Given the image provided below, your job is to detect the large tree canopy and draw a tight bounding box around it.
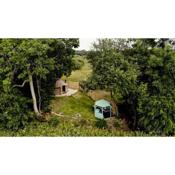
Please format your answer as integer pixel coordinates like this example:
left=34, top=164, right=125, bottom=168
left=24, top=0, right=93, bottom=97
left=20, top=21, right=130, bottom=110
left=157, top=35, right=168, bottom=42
left=131, top=39, right=175, bottom=134
left=0, top=38, right=79, bottom=129
left=83, top=38, right=175, bottom=135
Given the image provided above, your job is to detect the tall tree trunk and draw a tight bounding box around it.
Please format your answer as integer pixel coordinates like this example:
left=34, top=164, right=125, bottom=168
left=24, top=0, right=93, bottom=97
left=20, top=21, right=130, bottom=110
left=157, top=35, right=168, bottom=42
left=29, top=74, right=40, bottom=117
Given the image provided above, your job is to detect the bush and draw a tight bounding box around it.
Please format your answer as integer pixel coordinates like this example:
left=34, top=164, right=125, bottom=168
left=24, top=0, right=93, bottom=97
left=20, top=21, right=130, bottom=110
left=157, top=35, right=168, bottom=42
left=49, top=116, right=60, bottom=127
left=72, top=56, right=85, bottom=70
left=95, top=119, right=107, bottom=129
left=137, top=85, right=175, bottom=135
left=0, top=91, right=33, bottom=130
left=114, top=119, right=122, bottom=129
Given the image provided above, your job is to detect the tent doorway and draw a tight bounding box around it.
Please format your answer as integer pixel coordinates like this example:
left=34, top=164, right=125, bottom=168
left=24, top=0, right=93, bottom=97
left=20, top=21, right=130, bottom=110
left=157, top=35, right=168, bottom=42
left=62, top=85, right=66, bottom=92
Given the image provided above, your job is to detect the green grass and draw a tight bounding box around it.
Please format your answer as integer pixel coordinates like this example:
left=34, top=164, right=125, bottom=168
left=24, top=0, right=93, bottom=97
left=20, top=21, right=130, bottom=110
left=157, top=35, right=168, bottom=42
left=52, top=92, right=95, bottom=120
left=0, top=91, right=158, bottom=136
left=0, top=120, right=155, bottom=136
left=66, top=55, right=92, bottom=82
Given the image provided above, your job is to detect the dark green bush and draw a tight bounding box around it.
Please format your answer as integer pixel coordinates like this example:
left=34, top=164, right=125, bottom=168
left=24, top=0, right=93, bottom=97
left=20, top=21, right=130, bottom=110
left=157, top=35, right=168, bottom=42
left=0, top=91, right=33, bottom=130
left=95, top=119, right=107, bottom=129
left=114, top=119, right=122, bottom=129
left=72, top=56, right=84, bottom=70
left=49, top=116, right=60, bottom=127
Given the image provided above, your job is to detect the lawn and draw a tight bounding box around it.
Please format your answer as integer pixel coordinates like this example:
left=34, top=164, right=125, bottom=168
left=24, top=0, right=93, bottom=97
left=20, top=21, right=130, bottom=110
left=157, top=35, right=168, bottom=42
left=66, top=55, right=92, bottom=82
left=52, top=91, right=95, bottom=120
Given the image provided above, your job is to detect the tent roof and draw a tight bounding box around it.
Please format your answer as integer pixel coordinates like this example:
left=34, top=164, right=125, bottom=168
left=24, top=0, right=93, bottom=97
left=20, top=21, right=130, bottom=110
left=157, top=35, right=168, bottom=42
left=95, top=99, right=111, bottom=108
left=56, top=79, right=67, bottom=87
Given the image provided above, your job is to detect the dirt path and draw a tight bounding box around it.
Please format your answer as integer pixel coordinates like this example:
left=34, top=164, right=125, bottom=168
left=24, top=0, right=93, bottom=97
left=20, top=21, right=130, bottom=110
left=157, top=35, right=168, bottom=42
left=55, top=88, right=78, bottom=97
left=68, top=81, right=79, bottom=90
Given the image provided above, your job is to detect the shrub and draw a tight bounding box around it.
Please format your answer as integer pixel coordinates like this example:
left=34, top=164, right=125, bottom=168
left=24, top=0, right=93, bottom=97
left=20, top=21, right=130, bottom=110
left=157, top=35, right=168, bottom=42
left=114, top=119, right=122, bottom=129
left=95, top=119, right=107, bottom=129
left=49, top=116, right=60, bottom=127
left=0, top=91, right=33, bottom=130
left=72, top=56, right=85, bottom=70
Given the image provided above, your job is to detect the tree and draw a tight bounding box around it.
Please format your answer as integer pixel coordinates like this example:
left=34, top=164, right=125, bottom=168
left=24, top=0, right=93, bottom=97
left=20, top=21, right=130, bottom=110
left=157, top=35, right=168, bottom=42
left=84, top=38, right=175, bottom=135
left=0, top=39, right=54, bottom=116
left=84, top=39, right=138, bottom=102
left=0, top=39, right=79, bottom=129
left=0, top=89, right=33, bottom=130
left=133, top=42, right=175, bottom=134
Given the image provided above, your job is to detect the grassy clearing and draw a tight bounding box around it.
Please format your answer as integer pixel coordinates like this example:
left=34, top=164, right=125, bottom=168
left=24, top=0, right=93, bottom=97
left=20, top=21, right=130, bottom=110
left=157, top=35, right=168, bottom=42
left=66, top=56, right=111, bottom=101
left=0, top=91, right=154, bottom=136
left=66, top=55, right=92, bottom=82
left=52, top=92, right=95, bottom=120
left=0, top=91, right=156, bottom=136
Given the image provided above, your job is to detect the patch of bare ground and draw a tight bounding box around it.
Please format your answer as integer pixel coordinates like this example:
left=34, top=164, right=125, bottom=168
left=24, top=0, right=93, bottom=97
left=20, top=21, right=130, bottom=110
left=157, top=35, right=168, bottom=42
left=68, top=81, right=79, bottom=90
left=88, top=90, right=110, bottom=100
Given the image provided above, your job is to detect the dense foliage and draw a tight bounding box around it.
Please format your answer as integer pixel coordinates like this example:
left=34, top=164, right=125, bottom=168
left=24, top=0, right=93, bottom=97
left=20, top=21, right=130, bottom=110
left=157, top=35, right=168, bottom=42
left=84, top=38, right=175, bottom=135
left=0, top=90, right=33, bottom=130
left=1, top=38, right=175, bottom=136
left=72, top=55, right=85, bottom=70
left=0, top=39, right=79, bottom=130
left=0, top=118, right=157, bottom=136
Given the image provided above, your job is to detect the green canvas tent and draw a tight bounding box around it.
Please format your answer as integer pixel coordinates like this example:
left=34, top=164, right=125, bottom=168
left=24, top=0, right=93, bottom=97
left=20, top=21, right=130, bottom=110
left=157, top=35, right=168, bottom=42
left=94, top=99, right=112, bottom=119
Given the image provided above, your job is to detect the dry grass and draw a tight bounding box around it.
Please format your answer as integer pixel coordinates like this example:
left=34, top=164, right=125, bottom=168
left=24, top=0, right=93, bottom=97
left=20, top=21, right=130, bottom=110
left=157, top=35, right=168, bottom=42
left=87, top=90, right=111, bottom=101
left=68, top=81, right=79, bottom=90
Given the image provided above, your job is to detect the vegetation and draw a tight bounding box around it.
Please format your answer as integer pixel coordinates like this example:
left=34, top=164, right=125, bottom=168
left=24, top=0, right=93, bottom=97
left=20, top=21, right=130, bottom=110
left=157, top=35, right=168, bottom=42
left=95, top=119, right=107, bottom=129
left=66, top=55, right=92, bottom=82
left=84, top=39, right=175, bottom=135
left=0, top=90, right=154, bottom=136
left=0, top=39, right=79, bottom=129
left=52, top=92, right=95, bottom=120
left=72, top=55, right=85, bottom=70
left=0, top=90, right=33, bottom=130
left=0, top=119, right=157, bottom=136
left=0, top=38, right=175, bottom=136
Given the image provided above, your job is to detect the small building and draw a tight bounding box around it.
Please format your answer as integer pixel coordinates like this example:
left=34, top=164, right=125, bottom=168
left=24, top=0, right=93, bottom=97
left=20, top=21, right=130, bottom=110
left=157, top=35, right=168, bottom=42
left=55, top=79, right=68, bottom=96
left=94, top=99, right=112, bottom=119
